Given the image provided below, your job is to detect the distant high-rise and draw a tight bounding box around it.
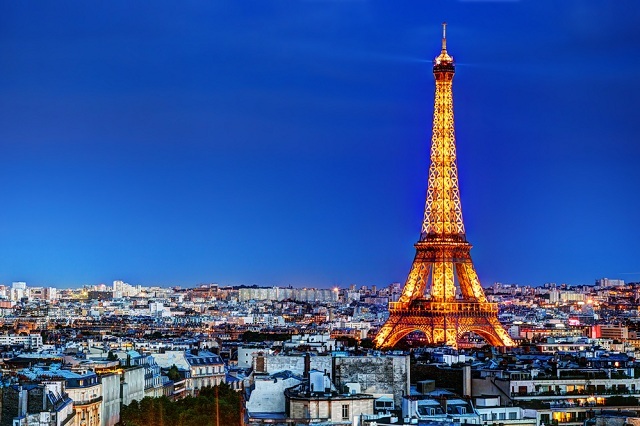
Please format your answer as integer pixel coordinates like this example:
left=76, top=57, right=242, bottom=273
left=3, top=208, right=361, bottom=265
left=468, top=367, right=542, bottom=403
left=595, top=278, right=624, bottom=288
left=11, top=281, right=27, bottom=302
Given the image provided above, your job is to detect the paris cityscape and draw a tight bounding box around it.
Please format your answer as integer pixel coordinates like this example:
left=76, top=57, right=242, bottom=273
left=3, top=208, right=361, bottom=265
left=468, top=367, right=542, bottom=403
left=1, top=2, right=640, bottom=426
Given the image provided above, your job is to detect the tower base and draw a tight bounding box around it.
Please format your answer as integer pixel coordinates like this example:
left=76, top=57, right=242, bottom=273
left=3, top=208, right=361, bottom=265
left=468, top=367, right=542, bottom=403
left=375, top=300, right=514, bottom=349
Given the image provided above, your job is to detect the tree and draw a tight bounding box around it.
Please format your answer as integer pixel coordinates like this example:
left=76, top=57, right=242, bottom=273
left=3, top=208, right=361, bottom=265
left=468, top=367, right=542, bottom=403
left=167, top=364, right=181, bottom=382
left=359, top=338, right=374, bottom=349
left=118, top=384, right=242, bottom=426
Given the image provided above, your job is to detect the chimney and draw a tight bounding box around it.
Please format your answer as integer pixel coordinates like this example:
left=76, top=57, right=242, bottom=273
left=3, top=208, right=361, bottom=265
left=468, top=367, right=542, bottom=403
left=463, top=364, right=472, bottom=397
left=304, top=353, right=311, bottom=379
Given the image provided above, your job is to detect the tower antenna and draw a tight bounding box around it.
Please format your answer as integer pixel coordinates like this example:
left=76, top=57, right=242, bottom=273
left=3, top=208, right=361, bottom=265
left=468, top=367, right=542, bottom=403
left=442, top=22, right=447, bottom=51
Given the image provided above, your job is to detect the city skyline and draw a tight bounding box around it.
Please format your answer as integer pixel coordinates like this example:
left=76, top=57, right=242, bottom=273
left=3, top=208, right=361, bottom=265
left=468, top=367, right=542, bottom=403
left=1, top=1, right=639, bottom=288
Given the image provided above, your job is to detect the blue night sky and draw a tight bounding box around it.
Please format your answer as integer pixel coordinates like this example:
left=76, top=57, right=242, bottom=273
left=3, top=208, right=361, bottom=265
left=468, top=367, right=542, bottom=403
left=1, top=1, right=639, bottom=288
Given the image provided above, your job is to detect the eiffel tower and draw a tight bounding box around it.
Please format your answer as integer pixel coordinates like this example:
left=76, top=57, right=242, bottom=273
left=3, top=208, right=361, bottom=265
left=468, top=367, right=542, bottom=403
left=374, top=24, right=515, bottom=349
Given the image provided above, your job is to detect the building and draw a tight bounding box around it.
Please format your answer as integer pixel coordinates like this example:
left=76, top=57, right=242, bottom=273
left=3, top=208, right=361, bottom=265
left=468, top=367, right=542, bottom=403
left=402, top=391, right=482, bottom=425
left=251, top=352, right=331, bottom=377
left=596, top=278, right=624, bottom=288
left=0, top=334, right=44, bottom=350
left=61, top=370, right=103, bottom=426
left=17, top=367, right=102, bottom=426
left=99, top=373, right=121, bottom=426
left=473, top=367, right=640, bottom=408
left=473, top=395, right=536, bottom=426
left=153, top=350, right=225, bottom=395
left=284, top=370, right=374, bottom=425
left=246, top=370, right=303, bottom=422
left=332, top=354, right=410, bottom=408
left=592, top=325, right=629, bottom=340
left=121, top=367, right=145, bottom=407
left=0, top=382, right=74, bottom=426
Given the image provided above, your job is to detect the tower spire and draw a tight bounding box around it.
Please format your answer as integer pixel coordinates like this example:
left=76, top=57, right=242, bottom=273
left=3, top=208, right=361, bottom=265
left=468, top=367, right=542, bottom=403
left=435, top=22, right=453, bottom=66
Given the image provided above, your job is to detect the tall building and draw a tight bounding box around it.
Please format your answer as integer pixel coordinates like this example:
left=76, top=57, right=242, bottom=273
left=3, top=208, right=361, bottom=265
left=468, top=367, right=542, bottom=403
left=374, top=24, right=514, bottom=349
left=11, top=281, right=27, bottom=302
left=596, top=278, right=624, bottom=288
left=113, top=280, right=136, bottom=298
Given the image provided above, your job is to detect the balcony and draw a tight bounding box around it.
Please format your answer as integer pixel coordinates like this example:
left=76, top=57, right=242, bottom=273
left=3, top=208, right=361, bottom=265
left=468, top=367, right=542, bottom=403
left=511, top=389, right=639, bottom=398
left=388, top=300, right=498, bottom=316
left=73, top=396, right=103, bottom=407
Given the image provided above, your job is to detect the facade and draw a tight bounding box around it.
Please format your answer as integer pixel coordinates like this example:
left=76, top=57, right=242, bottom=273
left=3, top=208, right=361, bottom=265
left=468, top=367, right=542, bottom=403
left=15, top=368, right=101, bottom=426
left=252, top=352, right=331, bottom=377
left=474, top=395, right=536, bottom=426
left=153, top=350, right=225, bottom=395
left=238, top=287, right=338, bottom=303
left=287, top=393, right=373, bottom=425
left=98, top=373, right=120, bottom=426
left=474, top=367, right=640, bottom=398
left=121, top=367, right=145, bottom=407
left=142, top=355, right=163, bottom=398
left=237, top=347, right=272, bottom=370
left=246, top=371, right=303, bottom=415
left=596, top=278, right=624, bottom=288
left=185, top=350, right=225, bottom=393
left=285, top=371, right=374, bottom=425
left=332, top=355, right=410, bottom=408
left=402, top=393, right=481, bottom=424
left=0, top=334, right=43, bottom=350
left=595, top=325, right=629, bottom=340
left=63, top=371, right=102, bottom=426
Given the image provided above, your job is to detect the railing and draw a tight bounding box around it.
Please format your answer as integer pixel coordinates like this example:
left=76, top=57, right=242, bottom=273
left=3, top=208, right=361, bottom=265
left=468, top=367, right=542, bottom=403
left=512, top=389, right=639, bottom=398
left=536, top=374, right=613, bottom=380
left=73, top=396, right=103, bottom=406
left=549, top=402, right=596, bottom=408
left=389, top=300, right=498, bottom=315
left=191, top=371, right=224, bottom=378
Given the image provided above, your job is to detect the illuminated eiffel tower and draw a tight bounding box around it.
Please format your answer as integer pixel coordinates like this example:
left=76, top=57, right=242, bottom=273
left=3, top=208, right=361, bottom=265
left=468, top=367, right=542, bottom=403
left=374, top=24, right=515, bottom=349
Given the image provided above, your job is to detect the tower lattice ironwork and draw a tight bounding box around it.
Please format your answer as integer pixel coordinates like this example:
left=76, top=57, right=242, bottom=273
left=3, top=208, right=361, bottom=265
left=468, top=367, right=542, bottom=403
left=374, top=24, right=515, bottom=349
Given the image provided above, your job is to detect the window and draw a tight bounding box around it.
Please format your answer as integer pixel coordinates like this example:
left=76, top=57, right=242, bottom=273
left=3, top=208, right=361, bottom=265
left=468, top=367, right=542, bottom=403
left=342, top=404, right=350, bottom=420
left=498, top=413, right=505, bottom=420
left=509, top=412, right=517, bottom=420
